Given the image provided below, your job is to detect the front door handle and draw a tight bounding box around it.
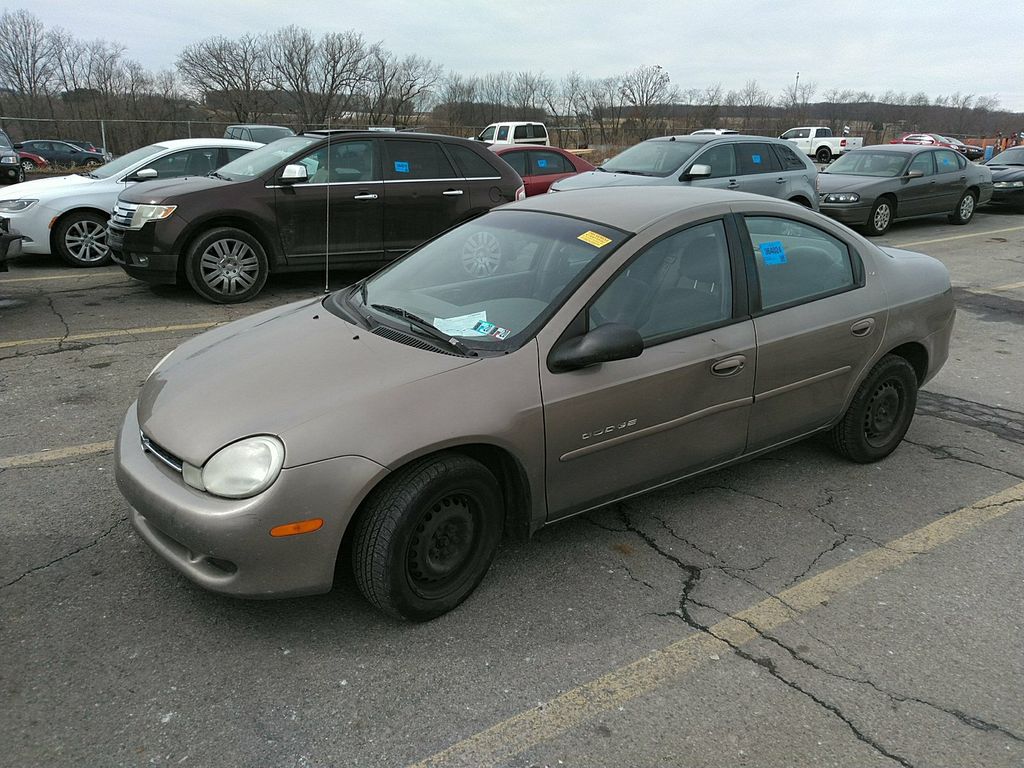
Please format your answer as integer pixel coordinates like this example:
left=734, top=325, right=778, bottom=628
left=727, top=180, right=739, bottom=189
left=353, top=193, right=378, bottom=200
left=711, top=355, right=746, bottom=376
left=442, top=189, right=464, bottom=196
left=851, top=318, right=875, bottom=337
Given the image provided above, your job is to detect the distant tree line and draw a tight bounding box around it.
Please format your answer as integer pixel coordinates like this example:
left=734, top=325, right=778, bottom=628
left=0, top=9, right=1020, bottom=153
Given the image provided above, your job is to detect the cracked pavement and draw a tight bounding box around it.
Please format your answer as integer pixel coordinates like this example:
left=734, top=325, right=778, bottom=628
left=2, top=215, right=1024, bottom=767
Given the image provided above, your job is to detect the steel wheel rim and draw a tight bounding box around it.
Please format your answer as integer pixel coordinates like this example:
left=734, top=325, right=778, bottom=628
left=863, top=380, right=903, bottom=447
left=873, top=203, right=891, bottom=232
left=406, top=493, right=480, bottom=599
left=198, top=239, right=260, bottom=296
left=959, top=195, right=974, bottom=220
left=460, top=232, right=502, bottom=277
left=64, top=219, right=109, bottom=263
left=20, top=160, right=33, bottom=172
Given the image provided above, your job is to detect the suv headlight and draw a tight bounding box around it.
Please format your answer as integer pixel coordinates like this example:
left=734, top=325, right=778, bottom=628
left=1, top=156, right=18, bottom=165
left=129, top=204, right=177, bottom=228
left=824, top=192, right=860, bottom=203
left=0, top=198, right=37, bottom=212
left=182, top=435, right=285, bottom=499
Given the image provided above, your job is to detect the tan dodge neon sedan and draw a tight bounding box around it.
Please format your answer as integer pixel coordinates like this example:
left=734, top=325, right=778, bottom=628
left=115, top=187, right=954, bottom=621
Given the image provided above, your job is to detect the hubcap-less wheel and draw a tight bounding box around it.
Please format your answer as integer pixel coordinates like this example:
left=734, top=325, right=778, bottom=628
left=20, top=159, right=34, bottom=173
left=872, top=202, right=892, bottom=233
left=958, top=194, right=975, bottom=220
left=64, top=219, right=109, bottom=264
left=199, top=238, right=260, bottom=296
left=460, top=232, right=502, bottom=277
left=406, top=493, right=478, bottom=599
left=864, top=380, right=903, bottom=448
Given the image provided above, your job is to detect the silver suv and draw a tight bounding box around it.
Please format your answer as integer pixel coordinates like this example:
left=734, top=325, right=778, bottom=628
left=550, top=134, right=818, bottom=209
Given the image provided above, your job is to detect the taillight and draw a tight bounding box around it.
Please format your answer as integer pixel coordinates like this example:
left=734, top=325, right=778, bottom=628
left=515, top=185, right=526, bottom=201
left=840, top=138, right=847, bottom=147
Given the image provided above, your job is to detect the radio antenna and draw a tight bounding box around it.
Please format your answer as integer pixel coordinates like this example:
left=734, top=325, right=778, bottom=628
left=324, top=116, right=331, bottom=294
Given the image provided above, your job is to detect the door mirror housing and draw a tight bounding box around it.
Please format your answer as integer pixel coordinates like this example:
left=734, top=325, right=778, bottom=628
left=905, top=169, right=924, bottom=179
left=548, top=322, right=644, bottom=373
left=132, top=168, right=158, bottom=181
left=280, top=163, right=308, bottom=184
left=684, top=163, right=712, bottom=180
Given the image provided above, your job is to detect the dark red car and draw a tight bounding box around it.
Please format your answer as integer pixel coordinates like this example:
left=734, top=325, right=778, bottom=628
left=17, top=150, right=49, bottom=173
left=889, top=133, right=958, bottom=149
left=490, top=145, right=595, bottom=195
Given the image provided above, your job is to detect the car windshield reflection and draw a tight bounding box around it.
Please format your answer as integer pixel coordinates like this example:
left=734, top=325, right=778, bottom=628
left=825, top=151, right=907, bottom=177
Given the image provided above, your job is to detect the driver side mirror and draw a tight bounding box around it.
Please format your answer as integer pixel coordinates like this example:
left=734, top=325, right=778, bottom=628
left=905, top=169, right=924, bottom=179
left=131, top=168, right=158, bottom=181
left=548, top=322, right=644, bottom=373
left=684, top=164, right=712, bottom=180
left=280, top=163, right=308, bottom=184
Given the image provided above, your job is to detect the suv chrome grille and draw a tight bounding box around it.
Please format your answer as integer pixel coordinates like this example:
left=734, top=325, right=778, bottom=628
left=111, top=201, right=138, bottom=229
left=140, top=431, right=183, bottom=473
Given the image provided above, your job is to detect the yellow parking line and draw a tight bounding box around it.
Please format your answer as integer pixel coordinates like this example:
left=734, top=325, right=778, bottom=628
left=993, top=280, right=1024, bottom=292
left=891, top=224, right=1024, bottom=249
left=0, top=271, right=126, bottom=284
left=0, top=441, right=115, bottom=469
left=409, top=480, right=1024, bottom=768
left=0, top=321, right=221, bottom=350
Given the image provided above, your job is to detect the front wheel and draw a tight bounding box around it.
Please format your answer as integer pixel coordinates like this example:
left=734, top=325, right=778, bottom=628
left=20, top=158, right=35, bottom=173
left=54, top=211, right=111, bottom=267
left=948, top=191, right=977, bottom=225
left=830, top=355, right=918, bottom=463
left=815, top=146, right=832, bottom=164
left=184, top=227, right=269, bottom=303
left=352, top=453, right=504, bottom=621
left=864, top=198, right=894, bottom=236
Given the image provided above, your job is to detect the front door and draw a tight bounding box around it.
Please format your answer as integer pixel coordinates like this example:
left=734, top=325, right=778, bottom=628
left=740, top=214, right=886, bottom=451
left=541, top=218, right=756, bottom=518
left=897, top=151, right=938, bottom=216
left=687, top=143, right=740, bottom=192
left=933, top=149, right=966, bottom=211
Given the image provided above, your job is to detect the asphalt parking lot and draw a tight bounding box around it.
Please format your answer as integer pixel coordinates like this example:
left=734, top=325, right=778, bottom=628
left=2, top=208, right=1023, bottom=767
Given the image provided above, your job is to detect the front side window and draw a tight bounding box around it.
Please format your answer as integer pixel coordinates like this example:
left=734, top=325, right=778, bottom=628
left=693, top=144, right=737, bottom=178
left=479, top=126, right=496, bottom=142
left=908, top=152, right=935, bottom=176
left=298, top=140, right=377, bottom=183
left=590, top=220, right=733, bottom=341
left=142, top=148, right=219, bottom=179
left=745, top=217, right=855, bottom=310
left=384, top=140, right=456, bottom=180
left=934, top=149, right=960, bottom=173
left=736, top=142, right=782, bottom=174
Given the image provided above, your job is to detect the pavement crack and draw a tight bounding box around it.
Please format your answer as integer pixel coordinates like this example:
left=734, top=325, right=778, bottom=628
left=1, top=515, right=127, bottom=590
left=903, top=438, right=1024, bottom=480
left=45, top=295, right=71, bottom=349
left=699, top=483, right=785, bottom=509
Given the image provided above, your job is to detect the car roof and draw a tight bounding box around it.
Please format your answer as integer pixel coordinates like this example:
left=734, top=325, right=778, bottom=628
left=646, top=134, right=778, bottom=146
left=227, top=124, right=291, bottom=129
left=851, top=144, right=929, bottom=154
left=508, top=185, right=767, bottom=232
left=150, top=138, right=264, bottom=150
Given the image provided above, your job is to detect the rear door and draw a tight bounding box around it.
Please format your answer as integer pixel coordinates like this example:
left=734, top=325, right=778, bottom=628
left=733, top=141, right=787, bottom=199
left=525, top=149, right=577, bottom=194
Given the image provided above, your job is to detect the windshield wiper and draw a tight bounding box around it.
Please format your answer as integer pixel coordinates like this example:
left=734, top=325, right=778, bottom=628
left=208, top=171, right=230, bottom=180
left=370, top=304, right=476, bottom=356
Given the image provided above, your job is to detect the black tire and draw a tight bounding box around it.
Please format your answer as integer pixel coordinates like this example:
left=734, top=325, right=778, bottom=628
left=863, top=197, right=894, bottom=236
left=53, top=211, right=111, bottom=267
left=184, top=227, right=269, bottom=304
left=20, top=158, right=35, bottom=173
left=352, top=452, right=504, bottom=621
left=830, top=354, right=918, bottom=463
left=947, top=190, right=977, bottom=225
left=815, top=146, right=832, bottom=164
left=83, top=159, right=101, bottom=168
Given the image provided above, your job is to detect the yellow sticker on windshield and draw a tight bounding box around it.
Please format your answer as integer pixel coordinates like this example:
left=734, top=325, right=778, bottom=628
left=578, top=231, right=612, bottom=248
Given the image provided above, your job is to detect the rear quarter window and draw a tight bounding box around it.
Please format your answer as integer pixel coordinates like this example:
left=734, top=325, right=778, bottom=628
left=447, top=144, right=502, bottom=178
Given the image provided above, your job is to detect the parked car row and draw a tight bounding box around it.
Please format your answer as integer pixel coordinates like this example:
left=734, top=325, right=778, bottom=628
left=890, top=133, right=985, bottom=161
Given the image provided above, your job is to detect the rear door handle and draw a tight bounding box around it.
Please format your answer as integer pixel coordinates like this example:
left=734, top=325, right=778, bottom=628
left=442, top=189, right=464, bottom=196
left=711, top=355, right=746, bottom=376
left=775, top=177, right=786, bottom=184
left=727, top=180, right=739, bottom=188
left=353, top=193, right=378, bottom=200
left=851, top=318, right=875, bottom=337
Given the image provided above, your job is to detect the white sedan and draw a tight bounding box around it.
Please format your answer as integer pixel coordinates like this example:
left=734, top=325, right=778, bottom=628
left=0, top=138, right=260, bottom=267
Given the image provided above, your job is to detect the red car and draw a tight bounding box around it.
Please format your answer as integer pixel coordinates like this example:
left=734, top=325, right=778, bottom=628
left=17, top=150, right=49, bottom=173
left=491, top=145, right=595, bottom=195
left=889, top=133, right=958, bottom=150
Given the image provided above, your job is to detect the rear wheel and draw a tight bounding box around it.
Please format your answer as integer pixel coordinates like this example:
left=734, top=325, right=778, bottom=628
left=352, top=453, right=504, bottom=621
left=184, top=227, right=269, bottom=303
left=864, top=197, right=894, bottom=236
left=830, top=355, right=918, bottom=463
left=54, top=211, right=110, bottom=267
left=815, top=146, right=832, bottom=164
left=948, top=190, right=977, bottom=225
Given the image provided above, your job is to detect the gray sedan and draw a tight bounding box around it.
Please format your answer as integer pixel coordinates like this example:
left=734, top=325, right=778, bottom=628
left=115, top=186, right=954, bottom=621
left=818, top=144, right=993, bottom=235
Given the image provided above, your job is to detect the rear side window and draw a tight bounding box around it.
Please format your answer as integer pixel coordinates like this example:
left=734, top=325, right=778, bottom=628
left=772, top=142, right=809, bottom=170
left=934, top=149, right=960, bottom=173
left=745, top=217, right=855, bottom=310
left=497, top=126, right=510, bottom=141
left=736, top=143, right=782, bottom=174
left=447, top=144, right=501, bottom=177
left=383, top=140, right=457, bottom=180
left=532, top=124, right=547, bottom=140
left=530, top=150, right=571, bottom=174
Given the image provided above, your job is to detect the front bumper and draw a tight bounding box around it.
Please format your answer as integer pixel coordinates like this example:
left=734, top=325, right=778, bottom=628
left=990, top=185, right=1024, bottom=205
left=115, top=402, right=389, bottom=598
left=0, top=163, right=21, bottom=184
left=819, top=201, right=872, bottom=226
left=0, top=204, right=57, bottom=254
left=107, top=223, right=181, bottom=285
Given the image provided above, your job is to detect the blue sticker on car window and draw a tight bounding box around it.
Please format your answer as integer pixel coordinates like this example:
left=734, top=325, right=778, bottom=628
left=536, top=158, right=548, bottom=168
left=941, top=157, right=951, bottom=165
left=759, top=240, right=786, bottom=265
left=394, top=161, right=410, bottom=173
left=752, top=154, right=762, bottom=164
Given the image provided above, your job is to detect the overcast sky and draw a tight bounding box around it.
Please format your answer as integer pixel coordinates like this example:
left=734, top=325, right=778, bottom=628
left=12, top=0, right=1024, bottom=113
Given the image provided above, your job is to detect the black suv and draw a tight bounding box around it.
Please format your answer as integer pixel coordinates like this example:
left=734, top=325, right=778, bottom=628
left=108, top=131, right=525, bottom=302
left=0, top=129, right=24, bottom=184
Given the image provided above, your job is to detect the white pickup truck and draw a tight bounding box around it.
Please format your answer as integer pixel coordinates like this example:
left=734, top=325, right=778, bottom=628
left=780, top=126, right=864, bottom=164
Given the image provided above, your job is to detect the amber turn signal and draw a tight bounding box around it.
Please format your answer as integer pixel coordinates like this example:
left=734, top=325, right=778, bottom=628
left=270, top=518, right=324, bottom=537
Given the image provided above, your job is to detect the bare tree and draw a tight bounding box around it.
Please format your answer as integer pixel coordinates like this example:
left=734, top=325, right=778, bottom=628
left=364, top=49, right=441, bottom=126
left=620, top=64, right=677, bottom=140
left=0, top=10, right=56, bottom=113
left=579, top=76, right=628, bottom=144
left=736, top=79, right=773, bottom=133
left=177, top=34, right=274, bottom=122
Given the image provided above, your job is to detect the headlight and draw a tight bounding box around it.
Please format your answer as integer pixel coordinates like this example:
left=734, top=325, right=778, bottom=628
left=129, top=204, right=177, bottom=229
left=993, top=181, right=1024, bottom=188
left=183, top=435, right=285, bottom=499
left=824, top=193, right=860, bottom=203
left=1, top=156, right=18, bottom=165
left=0, top=198, right=37, bottom=212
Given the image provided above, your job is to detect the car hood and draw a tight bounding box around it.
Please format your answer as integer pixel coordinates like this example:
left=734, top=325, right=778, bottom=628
left=119, top=175, right=231, bottom=204
left=551, top=170, right=664, bottom=191
left=0, top=173, right=96, bottom=200
left=817, top=173, right=893, bottom=194
left=986, top=165, right=1024, bottom=182
left=137, top=298, right=478, bottom=468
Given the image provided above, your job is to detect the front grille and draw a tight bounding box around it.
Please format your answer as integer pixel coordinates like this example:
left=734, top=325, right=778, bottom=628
left=111, top=201, right=138, bottom=229
left=371, top=325, right=458, bottom=356
left=140, top=431, right=183, bottom=473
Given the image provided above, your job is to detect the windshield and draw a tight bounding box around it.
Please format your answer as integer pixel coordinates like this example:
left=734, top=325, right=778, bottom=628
left=989, top=147, right=1024, bottom=165
left=825, top=151, right=907, bottom=177
left=214, top=135, right=318, bottom=180
left=340, top=210, right=627, bottom=349
left=83, top=144, right=164, bottom=179
left=602, top=140, right=702, bottom=177
left=0, top=133, right=12, bottom=149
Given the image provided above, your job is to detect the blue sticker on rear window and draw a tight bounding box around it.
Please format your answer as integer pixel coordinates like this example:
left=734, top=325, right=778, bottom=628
left=941, top=157, right=951, bottom=165
left=537, top=158, right=548, bottom=168
left=759, top=240, right=786, bottom=265
left=752, top=154, right=762, bottom=164
left=394, top=161, right=410, bottom=173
